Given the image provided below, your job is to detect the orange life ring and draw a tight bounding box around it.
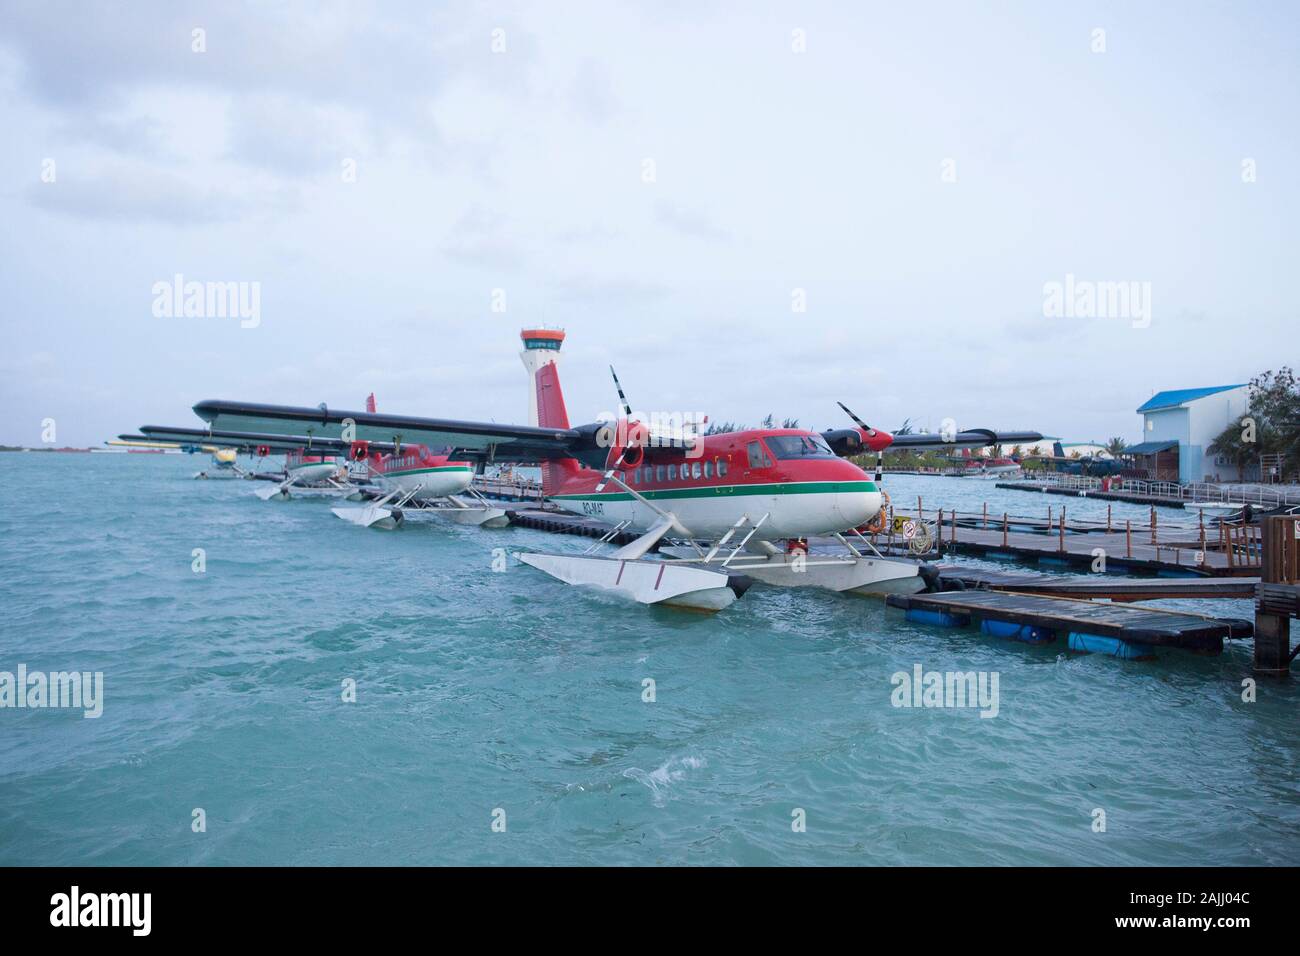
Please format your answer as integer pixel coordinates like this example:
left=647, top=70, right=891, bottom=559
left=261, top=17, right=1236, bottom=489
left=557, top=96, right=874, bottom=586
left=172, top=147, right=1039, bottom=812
left=863, top=489, right=890, bottom=534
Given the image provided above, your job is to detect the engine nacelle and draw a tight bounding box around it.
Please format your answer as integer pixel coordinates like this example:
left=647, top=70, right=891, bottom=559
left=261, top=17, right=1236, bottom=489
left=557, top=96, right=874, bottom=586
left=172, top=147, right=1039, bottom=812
left=599, top=418, right=650, bottom=470
left=606, top=442, right=645, bottom=470
left=821, top=426, right=893, bottom=457
left=349, top=440, right=370, bottom=461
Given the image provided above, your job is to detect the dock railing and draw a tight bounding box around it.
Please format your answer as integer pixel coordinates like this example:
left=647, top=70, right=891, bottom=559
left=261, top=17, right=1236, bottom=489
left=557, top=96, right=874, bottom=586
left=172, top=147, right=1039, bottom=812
left=472, top=475, right=545, bottom=503
left=1014, top=473, right=1300, bottom=508
left=883, top=498, right=1265, bottom=571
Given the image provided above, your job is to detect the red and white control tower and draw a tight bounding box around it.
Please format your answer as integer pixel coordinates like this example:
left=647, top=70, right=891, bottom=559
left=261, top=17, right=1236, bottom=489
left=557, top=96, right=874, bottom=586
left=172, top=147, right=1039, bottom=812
left=519, top=328, right=565, bottom=427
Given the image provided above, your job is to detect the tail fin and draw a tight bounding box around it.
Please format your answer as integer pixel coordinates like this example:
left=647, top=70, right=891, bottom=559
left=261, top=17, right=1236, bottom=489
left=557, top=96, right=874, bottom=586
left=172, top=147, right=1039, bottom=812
left=1053, top=441, right=1065, bottom=458
left=534, top=362, right=581, bottom=494
left=366, top=393, right=376, bottom=413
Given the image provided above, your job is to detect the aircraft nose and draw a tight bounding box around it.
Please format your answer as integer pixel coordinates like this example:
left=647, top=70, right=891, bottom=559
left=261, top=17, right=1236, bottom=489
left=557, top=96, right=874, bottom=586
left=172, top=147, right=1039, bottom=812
left=838, top=490, right=882, bottom=528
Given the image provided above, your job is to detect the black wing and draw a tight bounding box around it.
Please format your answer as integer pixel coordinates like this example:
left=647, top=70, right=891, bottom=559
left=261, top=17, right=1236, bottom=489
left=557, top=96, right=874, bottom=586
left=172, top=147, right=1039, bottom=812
left=186, top=399, right=582, bottom=463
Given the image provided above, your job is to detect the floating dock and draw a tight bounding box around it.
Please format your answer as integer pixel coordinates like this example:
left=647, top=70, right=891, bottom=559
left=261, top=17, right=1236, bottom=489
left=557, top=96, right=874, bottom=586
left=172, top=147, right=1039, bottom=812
left=886, top=589, right=1251, bottom=657
left=508, top=509, right=641, bottom=545
left=932, top=566, right=1259, bottom=601
left=995, top=479, right=1191, bottom=509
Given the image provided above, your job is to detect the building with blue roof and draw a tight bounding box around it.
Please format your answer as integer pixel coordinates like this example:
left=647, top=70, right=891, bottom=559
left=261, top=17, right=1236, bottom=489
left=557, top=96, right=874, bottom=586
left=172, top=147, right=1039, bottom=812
left=1134, top=384, right=1249, bottom=483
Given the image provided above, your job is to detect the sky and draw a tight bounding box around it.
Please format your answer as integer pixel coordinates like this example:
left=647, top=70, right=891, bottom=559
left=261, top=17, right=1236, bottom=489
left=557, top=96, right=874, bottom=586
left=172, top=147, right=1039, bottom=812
left=1, top=1, right=1296, bottom=447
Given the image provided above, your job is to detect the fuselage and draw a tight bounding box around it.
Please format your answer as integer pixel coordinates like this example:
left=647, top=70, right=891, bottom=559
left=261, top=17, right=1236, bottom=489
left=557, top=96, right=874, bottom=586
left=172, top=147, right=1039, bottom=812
left=285, top=448, right=341, bottom=483
left=548, top=429, right=881, bottom=539
left=369, top=445, right=474, bottom=501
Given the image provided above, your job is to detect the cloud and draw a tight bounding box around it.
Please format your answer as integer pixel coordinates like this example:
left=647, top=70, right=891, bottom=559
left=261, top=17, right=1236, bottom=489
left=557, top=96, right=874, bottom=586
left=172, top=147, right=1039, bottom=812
left=549, top=275, right=671, bottom=307
left=569, top=57, right=616, bottom=124
left=654, top=199, right=730, bottom=241
left=25, top=163, right=265, bottom=224
left=441, top=204, right=525, bottom=270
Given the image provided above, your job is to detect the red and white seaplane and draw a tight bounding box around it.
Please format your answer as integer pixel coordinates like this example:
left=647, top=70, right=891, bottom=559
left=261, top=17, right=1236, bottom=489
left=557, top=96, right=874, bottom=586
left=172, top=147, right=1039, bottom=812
left=329, top=395, right=508, bottom=529
left=130, top=394, right=509, bottom=529
left=128, top=355, right=1038, bottom=612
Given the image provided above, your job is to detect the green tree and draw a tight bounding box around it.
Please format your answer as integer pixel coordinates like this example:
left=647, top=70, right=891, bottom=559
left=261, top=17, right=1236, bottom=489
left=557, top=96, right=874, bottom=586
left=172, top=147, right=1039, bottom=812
left=1104, top=437, right=1128, bottom=458
left=1208, top=368, right=1300, bottom=480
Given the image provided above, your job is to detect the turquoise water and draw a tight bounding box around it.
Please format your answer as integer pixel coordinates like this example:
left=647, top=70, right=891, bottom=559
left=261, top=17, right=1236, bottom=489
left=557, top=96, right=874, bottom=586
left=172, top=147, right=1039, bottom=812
left=1, top=454, right=1297, bottom=866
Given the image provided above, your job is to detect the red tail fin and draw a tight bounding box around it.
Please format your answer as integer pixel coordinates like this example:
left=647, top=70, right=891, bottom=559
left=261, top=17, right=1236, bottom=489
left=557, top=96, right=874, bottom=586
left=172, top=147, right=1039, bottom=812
left=534, top=363, right=580, bottom=494
left=366, top=393, right=376, bottom=413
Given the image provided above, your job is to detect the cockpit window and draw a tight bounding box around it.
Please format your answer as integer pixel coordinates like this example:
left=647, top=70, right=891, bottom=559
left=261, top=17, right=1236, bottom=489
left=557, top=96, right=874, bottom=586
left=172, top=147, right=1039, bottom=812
left=765, top=434, right=837, bottom=460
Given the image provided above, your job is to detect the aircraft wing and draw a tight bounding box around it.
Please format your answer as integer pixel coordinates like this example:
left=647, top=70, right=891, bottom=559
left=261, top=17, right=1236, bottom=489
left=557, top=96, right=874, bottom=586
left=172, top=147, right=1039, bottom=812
left=125, top=428, right=391, bottom=456
left=186, top=399, right=582, bottom=463
left=885, top=429, right=1043, bottom=452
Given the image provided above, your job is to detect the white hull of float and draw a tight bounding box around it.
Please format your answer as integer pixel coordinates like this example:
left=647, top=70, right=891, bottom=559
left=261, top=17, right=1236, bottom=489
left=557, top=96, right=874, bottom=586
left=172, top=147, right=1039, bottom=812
left=516, top=552, right=742, bottom=611
left=331, top=501, right=401, bottom=529
left=330, top=492, right=509, bottom=530
left=659, top=548, right=926, bottom=596
left=444, top=501, right=510, bottom=528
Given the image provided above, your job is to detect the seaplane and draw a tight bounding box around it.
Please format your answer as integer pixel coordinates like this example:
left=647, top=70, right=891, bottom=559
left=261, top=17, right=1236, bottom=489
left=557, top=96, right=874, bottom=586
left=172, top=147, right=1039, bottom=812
left=126, top=355, right=1039, bottom=612
left=328, top=395, right=508, bottom=529
left=943, top=449, right=1023, bottom=479
left=128, top=394, right=509, bottom=529
left=108, top=438, right=251, bottom=478
left=1023, top=442, right=1127, bottom=478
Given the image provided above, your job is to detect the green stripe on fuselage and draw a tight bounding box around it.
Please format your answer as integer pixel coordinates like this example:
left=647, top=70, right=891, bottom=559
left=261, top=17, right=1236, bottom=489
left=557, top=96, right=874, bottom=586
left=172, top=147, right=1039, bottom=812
left=385, top=465, right=474, bottom=477
left=551, top=480, right=878, bottom=502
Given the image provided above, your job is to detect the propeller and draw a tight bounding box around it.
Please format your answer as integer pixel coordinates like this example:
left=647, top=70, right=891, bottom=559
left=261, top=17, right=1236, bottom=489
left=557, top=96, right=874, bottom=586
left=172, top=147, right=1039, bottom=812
left=837, top=401, right=878, bottom=438
left=838, top=402, right=887, bottom=484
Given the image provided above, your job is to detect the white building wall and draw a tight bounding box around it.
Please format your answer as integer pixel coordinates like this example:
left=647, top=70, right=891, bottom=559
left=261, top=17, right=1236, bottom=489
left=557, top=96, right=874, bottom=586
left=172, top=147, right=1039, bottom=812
left=1187, top=387, right=1249, bottom=482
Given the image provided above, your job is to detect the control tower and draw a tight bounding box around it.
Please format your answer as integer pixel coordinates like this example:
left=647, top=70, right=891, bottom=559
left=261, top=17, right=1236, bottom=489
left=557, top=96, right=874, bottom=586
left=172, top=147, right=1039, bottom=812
left=519, top=328, right=565, bottom=426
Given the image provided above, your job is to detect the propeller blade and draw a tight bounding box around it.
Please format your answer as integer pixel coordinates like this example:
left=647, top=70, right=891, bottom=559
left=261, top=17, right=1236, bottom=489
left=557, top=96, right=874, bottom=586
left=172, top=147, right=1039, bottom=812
left=593, top=449, right=628, bottom=494
left=836, top=401, right=877, bottom=437
left=610, top=366, right=632, bottom=418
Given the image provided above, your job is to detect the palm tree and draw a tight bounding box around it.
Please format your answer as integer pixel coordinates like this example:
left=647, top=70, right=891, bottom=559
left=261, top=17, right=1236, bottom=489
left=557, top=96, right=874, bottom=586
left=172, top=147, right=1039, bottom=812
left=1104, top=437, right=1128, bottom=459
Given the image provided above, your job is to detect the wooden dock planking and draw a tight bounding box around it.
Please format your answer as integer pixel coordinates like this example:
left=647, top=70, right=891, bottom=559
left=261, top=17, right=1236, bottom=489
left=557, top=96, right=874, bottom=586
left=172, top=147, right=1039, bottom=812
left=886, top=589, right=1250, bottom=651
left=932, top=566, right=1259, bottom=601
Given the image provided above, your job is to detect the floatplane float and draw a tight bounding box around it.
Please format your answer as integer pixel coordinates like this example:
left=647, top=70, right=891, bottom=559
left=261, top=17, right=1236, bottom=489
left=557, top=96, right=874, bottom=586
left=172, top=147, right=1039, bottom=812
left=127, top=357, right=1039, bottom=612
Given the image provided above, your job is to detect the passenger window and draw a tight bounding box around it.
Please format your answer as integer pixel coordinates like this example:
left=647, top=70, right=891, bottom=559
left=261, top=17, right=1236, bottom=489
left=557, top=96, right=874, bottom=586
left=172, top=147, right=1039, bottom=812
left=656, top=465, right=665, bottom=482
left=747, top=441, right=771, bottom=469
left=718, top=458, right=728, bottom=477
left=691, top=462, right=702, bottom=479
left=704, top=461, right=713, bottom=479
left=668, top=464, right=677, bottom=481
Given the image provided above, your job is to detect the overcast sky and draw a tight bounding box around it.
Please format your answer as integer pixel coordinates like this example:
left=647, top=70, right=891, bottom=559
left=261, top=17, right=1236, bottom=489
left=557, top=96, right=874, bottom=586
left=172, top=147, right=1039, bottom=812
left=1, top=1, right=1296, bottom=446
